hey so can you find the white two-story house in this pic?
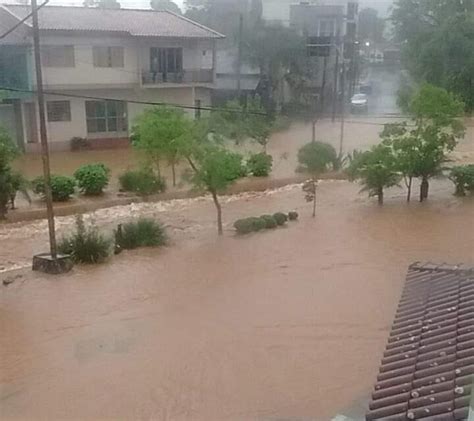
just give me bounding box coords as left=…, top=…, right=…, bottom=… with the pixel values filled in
left=0, top=4, right=224, bottom=152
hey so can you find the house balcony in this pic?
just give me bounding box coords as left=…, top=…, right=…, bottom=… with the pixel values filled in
left=141, top=69, right=214, bottom=86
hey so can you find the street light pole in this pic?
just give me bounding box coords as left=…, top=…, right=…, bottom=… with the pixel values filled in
left=31, top=0, right=57, bottom=258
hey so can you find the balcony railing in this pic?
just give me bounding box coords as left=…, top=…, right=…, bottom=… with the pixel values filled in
left=141, top=69, right=213, bottom=85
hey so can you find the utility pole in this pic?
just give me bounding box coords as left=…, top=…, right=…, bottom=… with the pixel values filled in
left=236, top=13, right=243, bottom=98
left=331, top=28, right=341, bottom=122
left=338, top=61, right=345, bottom=157
left=320, top=55, right=328, bottom=115
left=31, top=0, right=57, bottom=258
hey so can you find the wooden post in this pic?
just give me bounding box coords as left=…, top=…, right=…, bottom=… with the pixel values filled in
left=31, top=0, right=57, bottom=258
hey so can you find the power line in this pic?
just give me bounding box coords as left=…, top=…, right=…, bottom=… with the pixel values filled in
left=0, top=85, right=269, bottom=115
left=0, top=0, right=50, bottom=40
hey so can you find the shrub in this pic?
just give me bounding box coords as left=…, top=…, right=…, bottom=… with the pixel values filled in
left=247, top=153, right=273, bottom=177
left=273, top=212, right=288, bottom=226
left=70, top=137, right=91, bottom=151
left=32, top=175, right=76, bottom=201
left=288, top=211, right=299, bottom=221
left=118, top=169, right=166, bottom=195
left=449, top=165, right=474, bottom=196
left=115, top=218, right=167, bottom=250
left=58, top=216, right=111, bottom=263
left=249, top=216, right=266, bottom=231
left=260, top=214, right=277, bottom=229
left=234, top=218, right=255, bottom=234
left=74, top=163, right=110, bottom=195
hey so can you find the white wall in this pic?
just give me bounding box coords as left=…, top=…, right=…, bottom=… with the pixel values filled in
left=22, top=87, right=210, bottom=147
left=38, top=34, right=140, bottom=88
left=139, top=39, right=214, bottom=71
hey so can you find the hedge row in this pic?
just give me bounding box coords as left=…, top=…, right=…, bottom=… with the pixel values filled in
left=234, top=211, right=298, bottom=234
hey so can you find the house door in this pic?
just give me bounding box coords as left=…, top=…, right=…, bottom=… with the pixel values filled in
left=24, top=102, right=38, bottom=144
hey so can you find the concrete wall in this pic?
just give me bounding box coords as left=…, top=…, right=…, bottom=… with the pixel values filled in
left=35, top=35, right=214, bottom=89
left=23, top=87, right=211, bottom=152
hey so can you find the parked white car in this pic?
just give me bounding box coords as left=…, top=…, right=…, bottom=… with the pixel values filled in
left=350, top=93, right=369, bottom=113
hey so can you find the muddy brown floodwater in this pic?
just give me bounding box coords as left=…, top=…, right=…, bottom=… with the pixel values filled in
left=1, top=180, right=474, bottom=420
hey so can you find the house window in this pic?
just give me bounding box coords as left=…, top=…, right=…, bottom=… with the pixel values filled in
left=93, top=47, right=124, bottom=68
left=150, top=48, right=183, bottom=73
left=47, top=101, right=71, bottom=122
left=319, top=20, right=335, bottom=37
left=42, top=46, right=75, bottom=67
left=194, top=99, right=201, bottom=119
left=85, top=100, right=127, bottom=133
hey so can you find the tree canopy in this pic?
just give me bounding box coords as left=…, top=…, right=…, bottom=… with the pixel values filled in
left=391, top=0, right=474, bottom=110
left=150, top=0, right=181, bottom=14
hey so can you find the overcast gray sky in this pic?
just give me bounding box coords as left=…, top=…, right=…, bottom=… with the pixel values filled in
left=2, top=0, right=394, bottom=17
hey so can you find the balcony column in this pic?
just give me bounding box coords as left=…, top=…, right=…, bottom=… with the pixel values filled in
left=212, top=40, right=217, bottom=84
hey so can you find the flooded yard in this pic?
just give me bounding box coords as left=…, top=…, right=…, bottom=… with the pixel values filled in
left=1, top=180, right=473, bottom=420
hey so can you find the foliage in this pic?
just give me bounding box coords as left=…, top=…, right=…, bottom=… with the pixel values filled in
left=150, top=0, right=181, bottom=13
left=234, top=218, right=256, bottom=234
left=358, top=8, right=385, bottom=43
left=132, top=106, right=192, bottom=185
left=242, top=23, right=305, bottom=110
left=260, top=214, right=277, bottom=229
left=74, top=163, right=110, bottom=195
left=58, top=215, right=112, bottom=264
left=449, top=165, right=474, bottom=196
left=297, top=142, right=337, bottom=175
left=273, top=212, right=288, bottom=225
left=288, top=211, right=298, bottom=221
left=70, top=137, right=91, bottom=151
left=380, top=84, right=465, bottom=201
left=32, top=175, right=76, bottom=202
left=247, top=152, right=273, bottom=177
left=9, top=172, right=30, bottom=209
left=347, top=144, right=401, bottom=205
left=391, top=0, right=474, bottom=110
left=0, top=127, right=18, bottom=219
left=118, top=168, right=166, bottom=195
left=83, top=0, right=120, bottom=8
left=115, top=218, right=167, bottom=250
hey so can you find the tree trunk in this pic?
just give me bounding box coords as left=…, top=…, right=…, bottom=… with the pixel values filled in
left=377, top=187, right=384, bottom=205
left=420, top=177, right=429, bottom=202
left=406, top=176, right=412, bottom=203
left=211, top=189, right=223, bottom=235
left=312, top=179, right=317, bottom=217
left=171, top=162, right=176, bottom=187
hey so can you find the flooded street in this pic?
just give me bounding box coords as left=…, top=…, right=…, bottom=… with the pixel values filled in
left=1, top=180, right=473, bottom=420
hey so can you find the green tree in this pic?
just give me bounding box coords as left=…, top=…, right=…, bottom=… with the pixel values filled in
left=184, top=122, right=244, bottom=234
left=150, top=0, right=181, bottom=14
left=0, top=127, right=18, bottom=219
left=132, top=107, right=192, bottom=186
left=297, top=142, right=337, bottom=216
left=382, top=84, right=465, bottom=202
left=242, top=24, right=305, bottom=111
left=348, top=144, right=400, bottom=205
left=391, top=0, right=474, bottom=110
left=83, top=0, right=121, bottom=8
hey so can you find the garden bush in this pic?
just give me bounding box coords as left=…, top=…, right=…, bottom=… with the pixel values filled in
left=260, top=214, right=277, bottom=229
left=247, top=153, right=273, bottom=177
left=288, top=211, right=299, bottom=221
left=249, top=216, right=266, bottom=231
left=449, top=165, right=474, bottom=196
left=234, top=218, right=255, bottom=234
left=273, top=212, right=288, bottom=226
left=74, top=163, right=110, bottom=195
left=115, top=218, right=167, bottom=250
left=118, top=168, right=166, bottom=195
left=32, top=174, right=76, bottom=201
left=58, top=216, right=112, bottom=263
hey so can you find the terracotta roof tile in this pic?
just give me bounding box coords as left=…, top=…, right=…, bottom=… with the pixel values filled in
left=366, top=263, right=474, bottom=421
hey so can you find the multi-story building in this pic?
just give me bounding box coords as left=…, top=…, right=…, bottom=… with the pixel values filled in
left=288, top=0, right=358, bottom=111
left=0, top=5, right=223, bottom=152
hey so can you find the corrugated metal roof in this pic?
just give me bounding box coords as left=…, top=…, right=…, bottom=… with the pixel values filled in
left=366, top=262, right=474, bottom=421
left=1, top=4, right=224, bottom=39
